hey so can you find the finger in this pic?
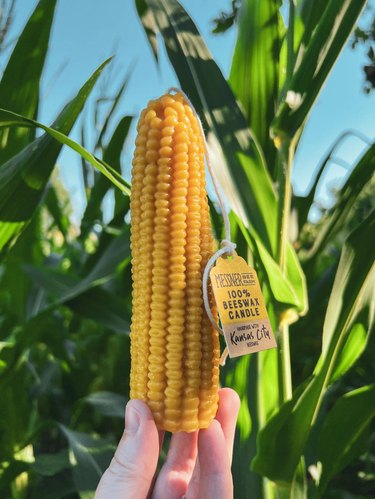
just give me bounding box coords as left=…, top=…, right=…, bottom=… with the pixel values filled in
left=94, top=399, right=159, bottom=499
left=152, top=431, right=198, bottom=499
left=215, top=388, right=240, bottom=464
left=197, top=419, right=233, bottom=499
left=186, top=388, right=240, bottom=497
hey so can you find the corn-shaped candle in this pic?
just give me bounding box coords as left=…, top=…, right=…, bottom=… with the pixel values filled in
left=129, top=91, right=220, bottom=432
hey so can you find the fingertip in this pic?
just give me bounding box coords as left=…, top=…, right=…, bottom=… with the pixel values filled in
left=218, top=388, right=240, bottom=415
left=119, top=399, right=159, bottom=456
left=125, top=399, right=159, bottom=435
left=216, top=388, right=240, bottom=466
left=125, top=398, right=154, bottom=422
left=216, top=388, right=240, bottom=425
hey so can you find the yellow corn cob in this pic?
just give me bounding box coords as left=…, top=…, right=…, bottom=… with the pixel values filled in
left=129, top=91, right=220, bottom=433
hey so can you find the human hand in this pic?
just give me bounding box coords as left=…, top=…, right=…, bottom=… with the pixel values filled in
left=94, top=387, right=240, bottom=499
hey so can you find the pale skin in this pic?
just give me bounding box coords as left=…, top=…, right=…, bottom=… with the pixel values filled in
left=95, top=388, right=240, bottom=499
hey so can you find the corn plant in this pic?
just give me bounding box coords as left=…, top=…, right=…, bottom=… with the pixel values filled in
left=0, top=0, right=374, bottom=498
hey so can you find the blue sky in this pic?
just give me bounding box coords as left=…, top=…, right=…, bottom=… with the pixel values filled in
left=4, top=0, right=375, bottom=222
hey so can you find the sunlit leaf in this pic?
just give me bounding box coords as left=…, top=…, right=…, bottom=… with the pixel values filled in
left=141, top=0, right=278, bottom=256
left=230, top=0, right=282, bottom=175
left=0, top=212, right=42, bottom=323
left=0, top=0, right=57, bottom=165
left=315, top=384, right=375, bottom=497
left=273, top=0, right=367, bottom=141
left=328, top=323, right=367, bottom=383
left=135, top=0, right=159, bottom=62
left=252, top=211, right=375, bottom=483
left=0, top=59, right=112, bottom=253
left=0, top=107, right=130, bottom=200
left=235, top=214, right=307, bottom=316
left=292, top=0, right=329, bottom=78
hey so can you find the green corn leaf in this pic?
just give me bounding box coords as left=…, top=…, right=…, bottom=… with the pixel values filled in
left=305, top=141, right=375, bottom=264
left=140, top=0, right=278, bottom=256
left=252, top=211, right=375, bottom=483
left=0, top=59, right=113, bottom=253
left=273, top=0, right=367, bottom=142
left=293, top=0, right=330, bottom=70
left=294, top=130, right=371, bottom=231
left=0, top=364, right=35, bottom=459
left=0, top=0, right=57, bottom=165
left=23, top=226, right=130, bottom=310
left=229, top=0, right=282, bottom=175
left=84, top=391, right=128, bottom=418
left=31, top=449, right=70, bottom=477
left=28, top=470, right=76, bottom=499
left=0, top=107, right=130, bottom=201
left=21, top=266, right=130, bottom=333
left=0, top=452, right=71, bottom=495
left=103, top=116, right=132, bottom=170
left=235, top=213, right=307, bottom=317
left=208, top=198, right=223, bottom=242
left=135, top=0, right=159, bottom=62
left=225, top=355, right=264, bottom=498
left=59, top=425, right=115, bottom=495
left=68, top=287, right=130, bottom=334
left=82, top=197, right=130, bottom=275
left=327, top=323, right=367, bottom=383
left=44, top=184, right=70, bottom=238
left=81, top=116, right=132, bottom=236
left=95, top=75, right=131, bottom=150
left=314, top=384, right=375, bottom=497
left=320, top=216, right=375, bottom=370
left=284, top=241, right=308, bottom=318
left=0, top=212, right=42, bottom=323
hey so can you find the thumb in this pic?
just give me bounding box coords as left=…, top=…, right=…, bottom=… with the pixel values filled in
left=95, top=399, right=159, bottom=499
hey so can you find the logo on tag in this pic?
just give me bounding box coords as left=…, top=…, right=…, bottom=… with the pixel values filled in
left=210, top=254, right=277, bottom=358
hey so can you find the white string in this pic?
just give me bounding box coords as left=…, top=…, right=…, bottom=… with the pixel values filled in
left=168, top=88, right=236, bottom=339
left=202, top=242, right=236, bottom=334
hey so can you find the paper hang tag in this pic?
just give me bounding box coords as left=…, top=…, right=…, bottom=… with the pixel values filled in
left=210, top=253, right=277, bottom=359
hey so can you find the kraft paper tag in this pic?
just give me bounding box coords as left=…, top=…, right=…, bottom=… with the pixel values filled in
left=210, top=254, right=277, bottom=358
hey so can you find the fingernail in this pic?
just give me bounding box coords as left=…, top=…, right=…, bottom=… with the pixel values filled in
left=125, top=403, right=140, bottom=434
